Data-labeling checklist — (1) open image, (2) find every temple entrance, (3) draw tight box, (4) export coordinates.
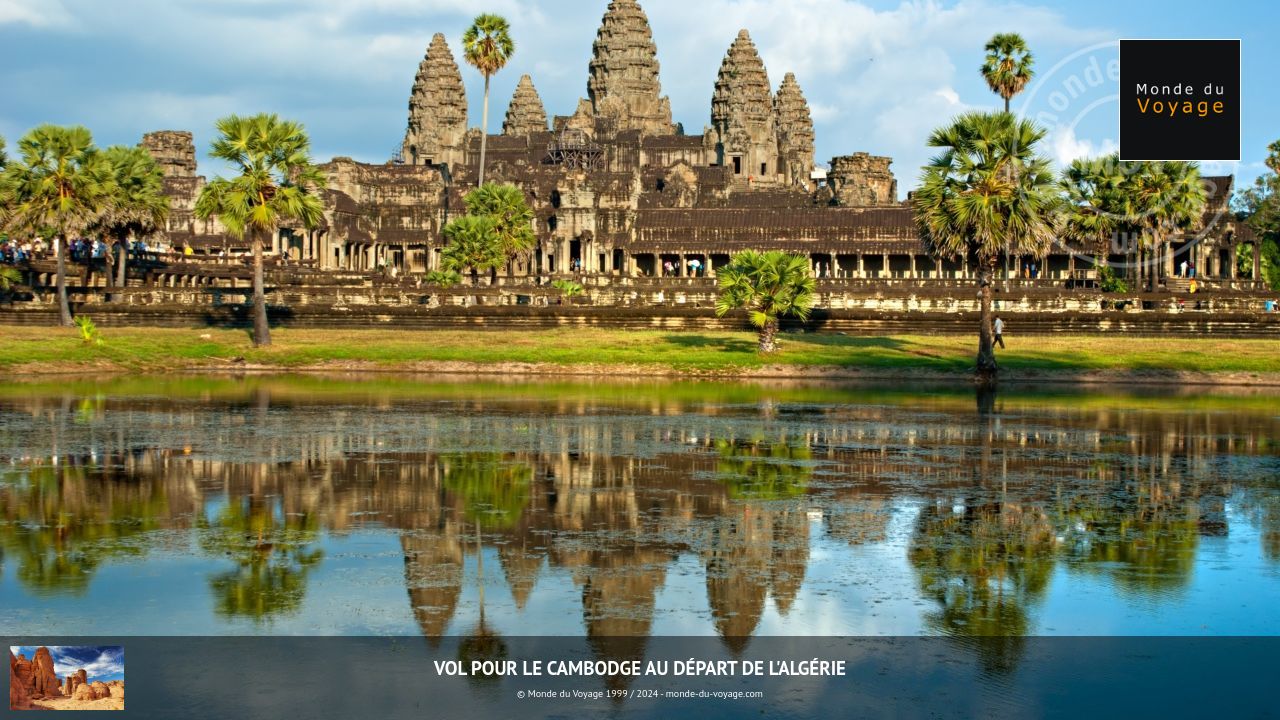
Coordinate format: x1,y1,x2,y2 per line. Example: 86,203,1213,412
634,254,656,277
732,156,743,175
570,240,583,272
612,249,625,275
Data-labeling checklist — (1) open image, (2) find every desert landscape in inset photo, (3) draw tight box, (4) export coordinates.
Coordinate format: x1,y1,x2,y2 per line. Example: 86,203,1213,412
9,645,124,711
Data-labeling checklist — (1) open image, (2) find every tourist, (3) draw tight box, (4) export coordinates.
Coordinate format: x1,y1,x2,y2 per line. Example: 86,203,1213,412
993,316,1006,349
1180,259,1189,278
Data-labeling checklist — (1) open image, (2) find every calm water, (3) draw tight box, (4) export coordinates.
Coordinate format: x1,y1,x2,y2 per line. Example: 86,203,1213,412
1,377,1278,640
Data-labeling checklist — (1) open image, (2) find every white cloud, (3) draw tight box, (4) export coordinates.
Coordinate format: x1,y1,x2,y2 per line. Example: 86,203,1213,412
50,647,125,682
0,0,71,26
1049,125,1118,165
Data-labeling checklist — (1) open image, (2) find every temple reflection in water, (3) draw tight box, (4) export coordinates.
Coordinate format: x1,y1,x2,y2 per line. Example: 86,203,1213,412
1,378,1278,665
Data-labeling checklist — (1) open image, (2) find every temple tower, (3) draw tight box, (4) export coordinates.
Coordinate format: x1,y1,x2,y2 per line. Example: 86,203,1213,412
502,75,549,136
774,73,816,189
402,33,469,168
586,0,675,135
707,30,778,181
828,153,899,206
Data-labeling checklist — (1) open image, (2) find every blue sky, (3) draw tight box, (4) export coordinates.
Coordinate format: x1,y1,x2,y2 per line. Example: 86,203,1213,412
10,645,125,683
1,0,1275,197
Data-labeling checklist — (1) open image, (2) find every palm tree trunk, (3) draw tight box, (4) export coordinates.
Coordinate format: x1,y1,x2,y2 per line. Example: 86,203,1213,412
104,238,116,303
251,230,271,347
115,240,128,301
977,256,998,383
1004,96,1010,114
758,317,779,354
56,235,73,326
479,74,491,186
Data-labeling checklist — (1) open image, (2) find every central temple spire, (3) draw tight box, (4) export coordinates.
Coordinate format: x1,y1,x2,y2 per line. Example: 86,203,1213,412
586,0,674,135
708,29,778,180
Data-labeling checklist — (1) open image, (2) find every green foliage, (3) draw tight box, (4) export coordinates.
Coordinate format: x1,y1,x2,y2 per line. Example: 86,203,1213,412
980,33,1034,111
441,215,504,281
0,134,6,168
424,269,462,288
913,112,1059,265
93,145,170,244
550,279,584,297
0,266,22,292
440,453,531,529
1097,265,1129,293
194,114,327,242
1058,155,1134,258
1235,140,1280,290
464,183,536,260
714,439,812,500
462,14,515,77
0,124,113,240
74,315,102,345
715,251,816,328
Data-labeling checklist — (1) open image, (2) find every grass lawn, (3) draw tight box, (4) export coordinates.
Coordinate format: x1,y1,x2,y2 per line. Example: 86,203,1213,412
1,325,1276,376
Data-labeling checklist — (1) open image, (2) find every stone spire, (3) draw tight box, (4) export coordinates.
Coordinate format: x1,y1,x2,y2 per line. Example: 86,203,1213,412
402,33,469,169
586,0,674,135
502,75,549,136
774,72,815,188
707,30,778,180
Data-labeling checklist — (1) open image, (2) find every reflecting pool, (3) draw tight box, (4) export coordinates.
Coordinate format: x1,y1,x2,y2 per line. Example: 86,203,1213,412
1,376,1277,641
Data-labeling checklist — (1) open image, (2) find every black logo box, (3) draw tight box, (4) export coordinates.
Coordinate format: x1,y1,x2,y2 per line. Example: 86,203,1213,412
1119,39,1240,161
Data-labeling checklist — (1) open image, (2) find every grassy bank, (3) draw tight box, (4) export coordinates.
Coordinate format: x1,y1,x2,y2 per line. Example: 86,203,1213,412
1,325,1277,381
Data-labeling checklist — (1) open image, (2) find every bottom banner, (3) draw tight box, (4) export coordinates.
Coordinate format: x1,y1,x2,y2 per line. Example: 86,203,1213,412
6,637,1277,718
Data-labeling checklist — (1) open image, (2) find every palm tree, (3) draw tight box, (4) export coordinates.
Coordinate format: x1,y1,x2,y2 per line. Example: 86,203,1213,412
194,114,327,347
1130,161,1205,290
981,33,1035,113
714,250,816,353
0,134,7,168
462,14,515,185
913,112,1059,381
463,182,535,276
0,125,114,326
1059,156,1130,267
441,214,504,285
94,145,169,301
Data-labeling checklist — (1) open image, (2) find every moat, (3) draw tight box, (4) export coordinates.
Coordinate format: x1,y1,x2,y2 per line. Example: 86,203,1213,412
1,377,1277,639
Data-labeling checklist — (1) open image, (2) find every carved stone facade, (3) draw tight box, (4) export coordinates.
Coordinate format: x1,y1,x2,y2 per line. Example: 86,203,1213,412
502,75,549,136
586,0,674,136
402,33,469,169
141,131,197,178
774,73,816,190
828,153,898,208
706,30,778,183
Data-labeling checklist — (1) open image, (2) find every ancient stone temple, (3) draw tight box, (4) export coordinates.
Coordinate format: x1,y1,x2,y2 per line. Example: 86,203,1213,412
502,75,549,136
128,0,1260,294
707,30,778,182
402,33,469,168
774,73,816,189
586,0,674,136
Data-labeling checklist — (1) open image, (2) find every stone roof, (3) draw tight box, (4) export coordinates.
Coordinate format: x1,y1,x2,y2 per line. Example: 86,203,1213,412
710,30,775,154
587,0,674,135
632,207,923,253
403,33,469,164
503,75,549,136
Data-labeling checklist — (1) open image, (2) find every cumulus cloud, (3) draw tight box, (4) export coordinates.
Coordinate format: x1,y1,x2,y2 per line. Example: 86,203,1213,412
1049,125,1118,165
0,0,71,27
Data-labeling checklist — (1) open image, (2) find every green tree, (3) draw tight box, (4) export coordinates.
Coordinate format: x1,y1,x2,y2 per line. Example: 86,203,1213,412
980,33,1035,113
1059,155,1130,267
441,214,504,285
93,145,169,300
194,114,327,347
714,250,816,353
462,14,515,185
913,112,1058,381
1233,139,1280,289
0,125,114,326
464,182,535,272
1130,161,1205,290
0,134,7,168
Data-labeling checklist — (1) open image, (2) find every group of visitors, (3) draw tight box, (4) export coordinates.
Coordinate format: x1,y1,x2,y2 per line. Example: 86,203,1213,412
1178,260,1198,278
0,237,42,264
660,259,706,277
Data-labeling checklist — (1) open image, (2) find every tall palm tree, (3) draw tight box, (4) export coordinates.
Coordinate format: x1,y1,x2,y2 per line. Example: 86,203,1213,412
463,182,535,275
913,111,1059,381
94,145,170,300
441,214,504,285
194,114,327,347
0,134,7,169
462,14,515,186
0,125,114,326
714,250,816,353
981,33,1035,113
1131,161,1205,289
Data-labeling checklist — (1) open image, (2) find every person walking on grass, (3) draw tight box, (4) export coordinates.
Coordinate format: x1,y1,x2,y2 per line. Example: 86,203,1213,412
994,315,1006,349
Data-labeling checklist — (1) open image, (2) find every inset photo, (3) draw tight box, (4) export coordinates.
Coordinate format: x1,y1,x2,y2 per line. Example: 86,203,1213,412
9,646,124,711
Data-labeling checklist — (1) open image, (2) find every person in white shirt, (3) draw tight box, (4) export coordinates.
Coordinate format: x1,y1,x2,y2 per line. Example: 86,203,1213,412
993,316,1006,349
